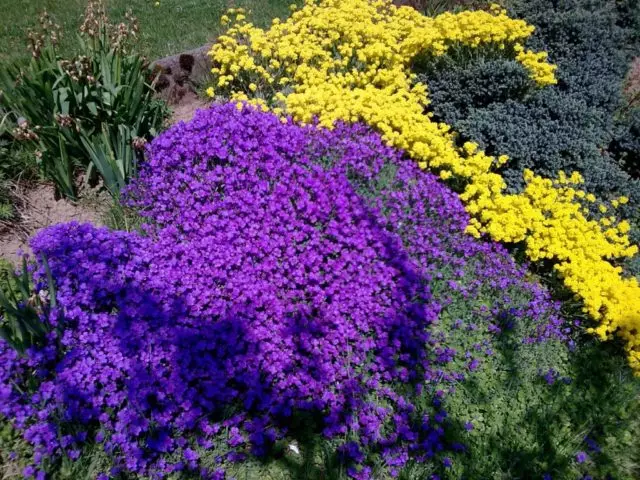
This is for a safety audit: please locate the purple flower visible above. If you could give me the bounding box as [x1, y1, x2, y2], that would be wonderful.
[544, 369, 557, 385]
[340, 442, 365, 463]
[576, 451, 588, 464]
[23, 466, 36, 478]
[0, 104, 568, 478]
[468, 359, 481, 371]
[584, 436, 601, 453]
[211, 470, 226, 480]
[228, 428, 245, 448]
[347, 466, 372, 480]
[184, 448, 199, 462]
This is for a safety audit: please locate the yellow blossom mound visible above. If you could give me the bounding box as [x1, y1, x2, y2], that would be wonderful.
[207, 0, 640, 371]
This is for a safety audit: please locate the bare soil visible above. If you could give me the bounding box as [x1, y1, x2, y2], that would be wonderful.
[0, 183, 107, 263]
[170, 91, 211, 124]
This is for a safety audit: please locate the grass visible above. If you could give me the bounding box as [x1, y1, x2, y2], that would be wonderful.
[0, 0, 298, 65]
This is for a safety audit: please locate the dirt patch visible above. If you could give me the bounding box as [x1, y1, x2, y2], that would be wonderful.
[624, 57, 640, 108]
[0, 183, 107, 264]
[170, 91, 211, 124]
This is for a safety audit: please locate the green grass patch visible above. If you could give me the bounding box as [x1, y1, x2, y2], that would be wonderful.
[0, 0, 298, 65]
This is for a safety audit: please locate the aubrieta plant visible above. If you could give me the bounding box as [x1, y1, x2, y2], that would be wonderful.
[0, 105, 570, 479]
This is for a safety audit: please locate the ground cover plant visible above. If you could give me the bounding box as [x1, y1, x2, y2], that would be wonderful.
[1, 0, 640, 479]
[1, 104, 640, 480]
[422, 0, 640, 228]
[2, 105, 612, 478]
[206, 0, 640, 372]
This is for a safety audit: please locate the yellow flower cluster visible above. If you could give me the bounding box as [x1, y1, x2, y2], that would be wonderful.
[465, 169, 639, 362]
[207, 0, 640, 370]
[514, 44, 558, 86]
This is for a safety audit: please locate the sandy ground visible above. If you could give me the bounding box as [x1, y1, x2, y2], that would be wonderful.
[170, 91, 211, 124]
[0, 183, 107, 263]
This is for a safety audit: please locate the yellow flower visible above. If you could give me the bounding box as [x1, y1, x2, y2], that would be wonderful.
[207, 0, 640, 373]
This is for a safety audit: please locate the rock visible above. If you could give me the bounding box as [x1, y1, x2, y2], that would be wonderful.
[150, 44, 212, 104]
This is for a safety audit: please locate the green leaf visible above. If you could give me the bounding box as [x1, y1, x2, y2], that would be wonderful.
[86, 101, 98, 116]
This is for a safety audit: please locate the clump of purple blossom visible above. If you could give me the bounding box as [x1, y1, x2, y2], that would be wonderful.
[0, 104, 566, 479]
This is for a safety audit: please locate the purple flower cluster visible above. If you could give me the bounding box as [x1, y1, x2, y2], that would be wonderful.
[0, 104, 565, 478]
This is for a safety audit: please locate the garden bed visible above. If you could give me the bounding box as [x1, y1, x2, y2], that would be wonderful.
[1, 1, 639, 479]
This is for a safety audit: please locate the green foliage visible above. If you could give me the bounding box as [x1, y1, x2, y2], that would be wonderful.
[0, 257, 54, 354]
[0, 146, 39, 184]
[612, 107, 640, 180]
[0, 0, 302, 66]
[431, 330, 640, 479]
[0, 182, 16, 221]
[0, 109, 38, 185]
[0, 4, 168, 199]
[81, 124, 139, 197]
[103, 198, 144, 232]
[419, 0, 640, 213]
[0, 259, 18, 299]
[0, 419, 32, 478]
[0, 203, 13, 221]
